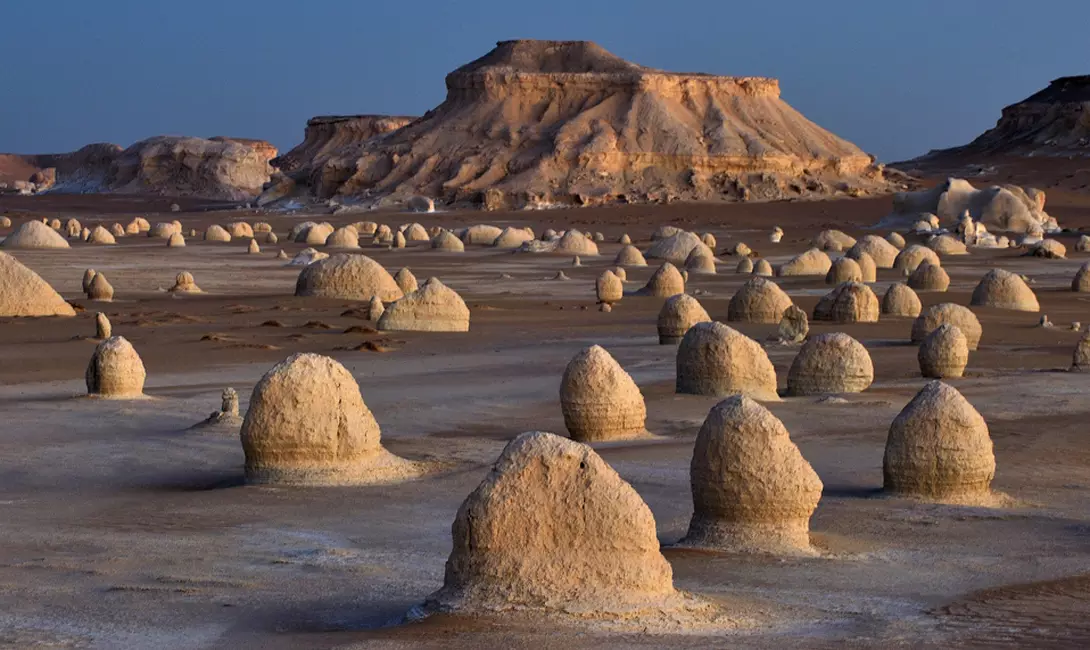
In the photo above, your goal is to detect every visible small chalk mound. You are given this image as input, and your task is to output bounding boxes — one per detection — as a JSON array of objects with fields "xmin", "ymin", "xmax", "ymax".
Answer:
[
  {"xmin": 88, "ymin": 226, "xmax": 115, "ymax": 245},
  {"xmin": 812, "ymin": 282, "xmax": 879, "ymax": 323},
  {"xmin": 883, "ymin": 381, "xmax": 996, "ymax": 504},
  {"xmin": 676, "ymin": 322, "xmax": 779, "ymax": 401},
  {"xmin": 681, "ymin": 395, "xmax": 822, "ymax": 555},
  {"xmin": 777, "ymin": 248, "xmax": 831, "ymax": 277},
  {"xmin": 753, "ymin": 259, "xmax": 773, "ymax": 276},
  {"xmin": 191, "ymin": 387, "xmax": 243, "ymax": 431},
  {"xmin": 87, "ymin": 272, "xmax": 114, "ymax": 301},
  {"xmin": 492, "ymin": 226, "xmax": 535, "ymax": 249},
  {"xmin": 596, "ymin": 270, "xmax": 623, "ymax": 304},
  {"xmin": 912, "ymin": 303, "xmax": 982, "ymax": 350},
  {"xmin": 811, "ymin": 229, "xmax": 856, "ymax": 252},
  {"xmin": 560, "ymin": 345, "xmax": 647, "ymax": 442},
  {"xmin": 377, "ymin": 277, "xmax": 469, "ymax": 332},
  {"xmin": 919, "ymin": 324, "xmax": 968, "ymax": 379},
  {"xmin": 657, "ymin": 294, "xmax": 710, "ymax": 344},
  {"xmin": 847, "ymin": 235, "xmax": 899, "ymax": 268},
  {"xmin": 1073, "ymin": 332, "xmax": 1090, "ymax": 371},
  {"xmin": 86, "ymin": 336, "xmax": 146, "ymax": 398},
  {"xmin": 241, "ymin": 353, "xmax": 420, "ymax": 485},
  {"xmin": 777, "ymin": 304, "xmax": 808, "ymax": 344},
  {"xmin": 1072, "ymin": 262, "xmax": 1090, "ymax": 292},
  {"xmin": 169, "ymin": 271, "xmax": 201, "ymax": 293},
  {"xmin": 894, "ymin": 245, "xmax": 941, "ymax": 273},
  {"xmin": 95, "ymin": 312, "xmax": 111, "ymax": 339},
  {"xmin": 736, "ymin": 258, "xmax": 754, "ymax": 273},
  {"xmin": 326, "ymin": 226, "xmax": 359, "ymax": 249},
  {"xmin": 204, "ymin": 225, "xmax": 232, "ymax": 242},
  {"xmin": 907, "ymin": 261, "xmax": 950, "ymax": 292},
  {"xmin": 295, "ymin": 254, "xmax": 403, "ymax": 301},
  {"xmin": 728, "ymin": 276, "xmax": 793, "ymax": 324},
  {"xmin": 1, "ymin": 220, "xmax": 70, "ymax": 249},
  {"xmin": 461, "ymin": 224, "xmax": 503, "ymax": 246},
  {"xmin": 614, "ymin": 245, "xmax": 648, "ymax": 267},
  {"xmin": 432, "ymin": 230, "xmax": 465, "ymax": 252},
  {"xmin": 645, "ymin": 231, "xmax": 712, "ymax": 265},
  {"xmin": 684, "ymin": 248, "xmax": 717, "ymax": 274},
  {"xmin": 637, "ymin": 262, "xmax": 685, "ymax": 297},
  {"xmin": 825, "ymin": 257, "xmax": 862, "ymax": 284},
  {"xmin": 166, "ymin": 232, "xmax": 186, "ymax": 248},
  {"xmin": 1026, "ymin": 239, "xmax": 1066, "ymax": 259},
  {"xmin": 787, "ymin": 333, "xmax": 872, "ymax": 396},
  {"xmin": 394, "ymin": 267, "xmax": 419, "ymax": 294},
  {"xmin": 970, "ymin": 268, "xmax": 1039, "ymax": 312},
  {"xmin": 882, "ymin": 282, "xmax": 922, "ymax": 317},
  {"xmin": 886, "ymin": 232, "xmax": 906, "ymax": 249}
]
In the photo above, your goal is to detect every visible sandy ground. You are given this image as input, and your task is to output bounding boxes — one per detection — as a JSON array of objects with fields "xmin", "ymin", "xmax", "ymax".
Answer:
[{"xmin": 2, "ymin": 192, "xmax": 1090, "ymax": 649}]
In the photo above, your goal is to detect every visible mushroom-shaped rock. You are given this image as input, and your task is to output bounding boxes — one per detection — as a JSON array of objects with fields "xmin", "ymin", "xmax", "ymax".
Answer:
[
  {"xmin": 1073, "ymin": 262, "xmax": 1090, "ymax": 292},
  {"xmin": 204, "ymin": 224, "xmax": 232, "ymax": 242},
  {"xmin": 614, "ymin": 245, "xmax": 648, "ymax": 267},
  {"xmin": 883, "ymin": 381, "xmax": 995, "ymax": 503},
  {"xmin": 684, "ymin": 248, "xmax": 716, "ymax": 274},
  {"xmin": 676, "ymin": 322, "xmax": 779, "ymax": 401},
  {"xmin": 825, "ymin": 257, "xmax": 862, "ymax": 284},
  {"xmin": 87, "ymin": 272, "xmax": 114, "ymax": 301},
  {"xmin": 847, "ymin": 235, "xmax": 899, "ymax": 268},
  {"xmin": 426, "ymin": 431, "xmax": 685, "ymax": 617},
  {"xmin": 86, "ymin": 336, "xmax": 145, "ymax": 398},
  {"xmin": 682, "ymin": 396, "xmax": 822, "ymax": 555},
  {"xmin": 295, "ymin": 254, "xmax": 403, "ymax": 301},
  {"xmin": 777, "ymin": 305, "xmax": 809, "ymax": 343},
  {"xmin": 596, "ymin": 270, "xmax": 623, "ymax": 304},
  {"xmin": 970, "ymin": 268, "xmax": 1039, "ymax": 312},
  {"xmin": 326, "ymin": 226, "xmax": 360, "ymax": 249},
  {"xmin": 657, "ymin": 294, "xmax": 710, "ymax": 344},
  {"xmin": 886, "ymin": 232, "xmax": 907, "ymax": 249},
  {"xmin": 811, "ymin": 229, "xmax": 856, "ymax": 252},
  {"xmin": 736, "ymin": 258, "xmax": 754, "ymax": 274},
  {"xmin": 645, "ymin": 231, "xmax": 712, "ymax": 265},
  {"xmin": 394, "ymin": 267, "xmax": 418, "ymax": 294},
  {"xmin": 377, "ymin": 278, "xmax": 469, "ymax": 332},
  {"xmin": 894, "ymin": 245, "xmax": 941, "ymax": 273},
  {"xmin": 432, "ymin": 230, "xmax": 466, "ymax": 252},
  {"xmin": 928, "ymin": 235, "xmax": 969, "ymax": 256},
  {"xmin": 728, "ymin": 277, "xmax": 793, "ymax": 324},
  {"xmin": 778, "ymin": 248, "xmax": 832, "ymax": 277},
  {"xmin": 907, "ymin": 262, "xmax": 950, "ymax": 292},
  {"xmin": 1, "ymin": 220, "xmax": 70, "ymax": 249},
  {"xmin": 882, "ymin": 283, "xmax": 922, "ymax": 317},
  {"xmin": 911, "ymin": 303, "xmax": 982, "ymax": 350},
  {"xmin": 1027, "ymin": 239, "xmax": 1066, "ymax": 259},
  {"xmin": 560, "ymin": 346, "xmax": 646, "ymax": 442},
  {"xmin": 169, "ymin": 271, "xmax": 201, "ymax": 293},
  {"xmin": 88, "ymin": 226, "xmax": 116, "ymax": 245},
  {"xmin": 0, "ymin": 252, "xmax": 76, "ymax": 317},
  {"xmin": 812, "ymin": 282, "xmax": 879, "ymax": 323},
  {"xmin": 753, "ymin": 259, "xmax": 773, "ymax": 276},
  {"xmin": 786, "ymin": 333, "xmax": 873, "ymax": 395},
  {"xmin": 240, "ymin": 353, "xmax": 416, "ymax": 485},
  {"xmin": 461, "ymin": 224, "xmax": 503, "ymax": 246},
  {"xmin": 552, "ymin": 230, "xmax": 599, "ymax": 256},
  {"xmin": 166, "ymin": 232, "xmax": 185, "ymax": 248},
  {"xmin": 637, "ymin": 262, "xmax": 685, "ymax": 297},
  {"xmin": 919, "ymin": 324, "xmax": 968, "ymax": 379},
  {"xmin": 492, "ymin": 226, "xmax": 535, "ymax": 249}
]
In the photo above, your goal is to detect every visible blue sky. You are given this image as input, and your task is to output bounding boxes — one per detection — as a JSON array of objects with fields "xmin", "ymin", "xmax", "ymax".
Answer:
[{"xmin": 2, "ymin": 0, "xmax": 1087, "ymax": 162}]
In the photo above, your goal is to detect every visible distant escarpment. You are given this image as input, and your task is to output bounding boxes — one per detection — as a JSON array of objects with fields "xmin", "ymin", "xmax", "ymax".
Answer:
[{"xmin": 269, "ymin": 40, "xmax": 897, "ymax": 210}]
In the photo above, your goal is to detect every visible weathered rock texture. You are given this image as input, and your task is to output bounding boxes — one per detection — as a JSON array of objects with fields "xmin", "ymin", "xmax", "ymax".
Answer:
[
  {"xmin": 786, "ymin": 333, "xmax": 873, "ymax": 395},
  {"xmin": 657, "ymin": 294, "xmax": 710, "ymax": 344},
  {"xmin": 970, "ymin": 268, "xmax": 1040, "ymax": 312},
  {"xmin": 240, "ymin": 353, "xmax": 418, "ymax": 485},
  {"xmin": 1, "ymin": 220, "xmax": 70, "ymax": 249},
  {"xmin": 283, "ymin": 40, "xmax": 891, "ymax": 208},
  {"xmin": 919, "ymin": 324, "xmax": 969, "ymax": 379},
  {"xmin": 0, "ymin": 252, "xmax": 76, "ymax": 317},
  {"xmin": 270, "ymin": 115, "xmax": 416, "ymax": 177},
  {"xmin": 812, "ymin": 282, "xmax": 879, "ymax": 323},
  {"xmin": 676, "ymin": 322, "xmax": 779, "ymax": 401},
  {"xmin": 883, "ymin": 381, "xmax": 996, "ymax": 504},
  {"xmin": 560, "ymin": 345, "xmax": 646, "ymax": 442},
  {"xmin": 427, "ymin": 431, "xmax": 693, "ymax": 619},
  {"xmin": 727, "ymin": 276, "xmax": 793, "ymax": 324},
  {"xmin": 295, "ymin": 254, "xmax": 403, "ymax": 301},
  {"xmin": 86, "ymin": 336, "xmax": 146, "ymax": 398},
  {"xmin": 377, "ymin": 278, "xmax": 470, "ymax": 332},
  {"xmin": 912, "ymin": 303, "xmax": 983, "ymax": 350},
  {"xmin": 682, "ymin": 396, "xmax": 822, "ymax": 555},
  {"xmin": 880, "ymin": 178, "xmax": 1054, "ymax": 234},
  {"xmin": 637, "ymin": 262, "xmax": 685, "ymax": 297},
  {"xmin": 882, "ymin": 283, "xmax": 922, "ymax": 317}
]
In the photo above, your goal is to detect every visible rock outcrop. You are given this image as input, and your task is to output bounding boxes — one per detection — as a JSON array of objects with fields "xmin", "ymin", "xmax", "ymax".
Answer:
[
  {"xmin": 270, "ymin": 115, "xmax": 416, "ymax": 178},
  {"xmin": 281, "ymin": 40, "xmax": 891, "ymax": 208},
  {"xmin": 0, "ymin": 252, "xmax": 76, "ymax": 317},
  {"xmin": 676, "ymin": 322, "xmax": 779, "ymax": 401},
  {"xmin": 559, "ymin": 345, "xmax": 646, "ymax": 442}
]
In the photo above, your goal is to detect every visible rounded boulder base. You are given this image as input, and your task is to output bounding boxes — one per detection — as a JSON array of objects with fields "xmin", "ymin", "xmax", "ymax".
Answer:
[
  {"xmin": 1, "ymin": 220, "xmax": 71, "ymax": 250},
  {"xmin": 786, "ymin": 333, "xmax": 873, "ymax": 396},
  {"xmin": 727, "ymin": 276, "xmax": 793, "ymax": 324},
  {"xmin": 777, "ymin": 248, "xmax": 832, "ymax": 276},
  {"xmin": 811, "ymin": 229, "xmax": 856, "ymax": 252},
  {"xmin": 919, "ymin": 324, "xmax": 968, "ymax": 378},
  {"xmin": 170, "ymin": 272, "xmax": 201, "ymax": 293},
  {"xmin": 240, "ymin": 353, "xmax": 421, "ymax": 486},
  {"xmin": 637, "ymin": 262, "xmax": 685, "ymax": 297},
  {"xmin": 425, "ymin": 431, "xmax": 710, "ymax": 623},
  {"xmin": 894, "ymin": 245, "xmax": 941, "ymax": 274},
  {"xmin": 645, "ymin": 231, "xmax": 712, "ymax": 266},
  {"xmin": 753, "ymin": 259, "xmax": 773, "ymax": 276},
  {"xmin": 394, "ymin": 267, "xmax": 418, "ymax": 294},
  {"xmin": 1073, "ymin": 332, "xmax": 1090, "ymax": 371},
  {"xmin": 853, "ymin": 251, "xmax": 878, "ymax": 282},
  {"xmin": 326, "ymin": 226, "xmax": 360, "ymax": 249},
  {"xmin": 928, "ymin": 234, "xmax": 969, "ymax": 256},
  {"xmin": 377, "ymin": 277, "xmax": 470, "ymax": 332},
  {"xmin": 735, "ymin": 258, "xmax": 754, "ymax": 274},
  {"xmin": 657, "ymin": 294, "xmax": 710, "ymax": 344},
  {"xmin": 907, "ymin": 262, "xmax": 950, "ymax": 292},
  {"xmin": 0, "ymin": 252, "xmax": 76, "ymax": 317},
  {"xmin": 1072, "ymin": 262, "xmax": 1090, "ymax": 292},
  {"xmin": 970, "ymin": 268, "xmax": 1040, "ymax": 312},
  {"xmin": 86, "ymin": 336, "xmax": 146, "ymax": 398},
  {"xmin": 204, "ymin": 225, "xmax": 232, "ymax": 242},
  {"xmin": 614, "ymin": 244, "xmax": 648, "ymax": 267},
  {"xmin": 679, "ymin": 396, "xmax": 822, "ymax": 556},
  {"xmin": 777, "ymin": 305, "xmax": 809, "ymax": 343},
  {"xmin": 295, "ymin": 254, "xmax": 403, "ymax": 301},
  {"xmin": 493, "ymin": 226, "xmax": 535, "ymax": 249},
  {"xmin": 676, "ymin": 322, "xmax": 779, "ymax": 401},
  {"xmin": 431, "ymin": 230, "xmax": 466, "ymax": 252},
  {"xmin": 886, "ymin": 232, "xmax": 906, "ymax": 249},
  {"xmin": 812, "ymin": 282, "xmax": 879, "ymax": 323},
  {"xmin": 560, "ymin": 345, "xmax": 647, "ymax": 442},
  {"xmin": 848, "ymin": 235, "xmax": 899, "ymax": 268},
  {"xmin": 825, "ymin": 257, "xmax": 862, "ymax": 284},
  {"xmin": 596, "ymin": 270, "xmax": 623, "ymax": 304},
  {"xmin": 883, "ymin": 381, "xmax": 997, "ymax": 505},
  {"xmin": 553, "ymin": 230, "xmax": 599, "ymax": 256},
  {"xmin": 882, "ymin": 282, "xmax": 922, "ymax": 317},
  {"xmin": 461, "ymin": 224, "xmax": 503, "ymax": 246},
  {"xmin": 912, "ymin": 303, "xmax": 982, "ymax": 350}
]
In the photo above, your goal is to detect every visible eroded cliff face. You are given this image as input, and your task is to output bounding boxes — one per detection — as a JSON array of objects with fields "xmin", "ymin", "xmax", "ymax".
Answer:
[
  {"xmin": 284, "ymin": 40, "xmax": 894, "ymax": 209},
  {"xmin": 273, "ymin": 115, "xmax": 415, "ymax": 174}
]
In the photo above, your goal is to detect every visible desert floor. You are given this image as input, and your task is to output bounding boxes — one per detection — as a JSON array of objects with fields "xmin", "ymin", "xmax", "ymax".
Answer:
[{"xmin": 1, "ymin": 190, "xmax": 1090, "ymax": 649}]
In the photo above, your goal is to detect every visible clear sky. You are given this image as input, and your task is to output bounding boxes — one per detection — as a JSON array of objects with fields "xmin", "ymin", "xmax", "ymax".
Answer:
[{"xmin": 2, "ymin": 0, "xmax": 1088, "ymax": 162}]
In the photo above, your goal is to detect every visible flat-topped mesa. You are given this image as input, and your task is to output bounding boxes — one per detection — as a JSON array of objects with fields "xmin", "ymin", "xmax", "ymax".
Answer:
[
  {"xmin": 293, "ymin": 39, "xmax": 892, "ymax": 207},
  {"xmin": 271, "ymin": 114, "xmax": 416, "ymax": 173}
]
